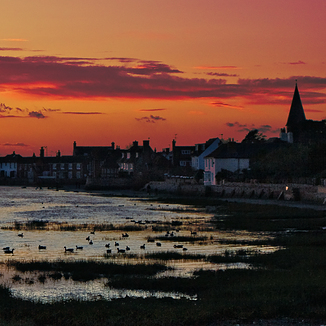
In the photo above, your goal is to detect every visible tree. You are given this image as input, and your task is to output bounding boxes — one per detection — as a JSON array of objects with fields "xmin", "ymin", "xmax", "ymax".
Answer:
[{"xmin": 242, "ymin": 129, "xmax": 266, "ymax": 143}]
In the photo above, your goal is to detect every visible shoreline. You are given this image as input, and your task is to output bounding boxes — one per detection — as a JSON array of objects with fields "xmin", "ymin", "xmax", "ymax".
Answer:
[{"xmin": 60, "ymin": 184, "xmax": 326, "ymax": 212}]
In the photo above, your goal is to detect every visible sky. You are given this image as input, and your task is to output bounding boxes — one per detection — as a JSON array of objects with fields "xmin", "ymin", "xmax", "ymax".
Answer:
[{"xmin": 0, "ymin": 0, "xmax": 325, "ymax": 156}]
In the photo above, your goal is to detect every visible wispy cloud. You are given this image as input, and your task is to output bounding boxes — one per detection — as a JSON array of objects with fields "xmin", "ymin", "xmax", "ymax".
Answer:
[
  {"xmin": 288, "ymin": 60, "xmax": 306, "ymax": 65},
  {"xmin": 136, "ymin": 115, "xmax": 166, "ymax": 123},
  {"xmin": 194, "ymin": 66, "xmax": 240, "ymax": 70},
  {"xmin": 3, "ymin": 142, "xmax": 28, "ymax": 147},
  {"xmin": 139, "ymin": 108, "xmax": 166, "ymax": 112},
  {"xmin": 0, "ymin": 102, "xmax": 58, "ymax": 118},
  {"xmin": 28, "ymin": 111, "xmax": 45, "ymax": 119},
  {"xmin": 0, "ymin": 47, "xmax": 24, "ymax": 51},
  {"xmin": 62, "ymin": 111, "xmax": 104, "ymax": 115},
  {"xmin": 226, "ymin": 122, "xmax": 279, "ymax": 134},
  {"xmin": 226, "ymin": 121, "xmax": 250, "ymax": 129},
  {"xmin": 305, "ymin": 109, "xmax": 323, "ymax": 113},
  {"xmin": 206, "ymin": 72, "xmax": 238, "ymax": 77},
  {"xmin": 211, "ymin": 101, "xmax": 244, "ymax": 110}
]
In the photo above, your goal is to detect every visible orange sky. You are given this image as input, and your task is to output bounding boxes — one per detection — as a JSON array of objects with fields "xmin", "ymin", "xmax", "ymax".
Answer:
[{"xmin": 0, "ymin": 0, "xmax": 325, "ymax": 156}]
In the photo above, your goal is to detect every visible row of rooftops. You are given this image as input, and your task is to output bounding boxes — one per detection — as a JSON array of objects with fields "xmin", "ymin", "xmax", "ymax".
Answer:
[{"xmin": 0, "ymin": 83, "xmax": 321, "ymax": 167}]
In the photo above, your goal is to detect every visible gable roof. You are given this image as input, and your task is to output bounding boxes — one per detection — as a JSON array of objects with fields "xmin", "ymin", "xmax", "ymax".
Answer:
[{"xmin": 205, "ymin": 142, "xmax": 284, "ymax": 159}]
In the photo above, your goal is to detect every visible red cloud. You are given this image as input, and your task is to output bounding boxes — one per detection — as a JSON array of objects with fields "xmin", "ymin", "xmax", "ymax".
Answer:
[{"xmin": 0, "ymin": 56, "xmax": 325, "ymax": 105}]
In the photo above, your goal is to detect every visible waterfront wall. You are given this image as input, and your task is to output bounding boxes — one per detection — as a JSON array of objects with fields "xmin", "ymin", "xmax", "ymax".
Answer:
[{"xmin": 147, "ymin": 180, "xmax": 326, "ymax": 204}]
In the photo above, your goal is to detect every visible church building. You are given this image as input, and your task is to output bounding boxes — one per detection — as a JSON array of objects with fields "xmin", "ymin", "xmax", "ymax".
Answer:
[{"xmin": 280, "ymin": 83, "xmax": 326, "ymax": 143}]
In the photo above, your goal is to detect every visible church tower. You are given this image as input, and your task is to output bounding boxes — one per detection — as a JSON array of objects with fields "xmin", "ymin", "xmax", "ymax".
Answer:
[{"xmin": 285, "ymin": 82, "xmax": 306, "ymax": 142}]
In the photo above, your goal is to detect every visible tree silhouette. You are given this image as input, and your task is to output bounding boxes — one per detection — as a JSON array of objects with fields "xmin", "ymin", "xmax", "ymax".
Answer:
[{"xmin": 242, "ymin": 129, "xmax": 266, "ymax": 143}]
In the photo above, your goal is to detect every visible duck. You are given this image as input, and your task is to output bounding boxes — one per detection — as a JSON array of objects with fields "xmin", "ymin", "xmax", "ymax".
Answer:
[
  {"xmin": 173, "ymin": 244, "xmax": 183, "ymax": 249},
  {"xmin": 2, "ymin": 247, "xmax": 10, "ymax": 251},
  {"xmin": 140, "ymin": 244, "xmax": 146, "ymax": 249},
  {"xmin": 156, "ymin": 242, "xmax": 162, "ymax": 247},
  {"xmin": 4, "ymin": 248, "xmax": 14, "ymax": 254},
  {"xmin": 126, "ymin": 246, "xmax": 130, "ymax": 251},
  {"xmin": 122, "ymin": 233, "xmax": 129, "ymax": 238},
  {"xmin": 38, "ymin": 245, "xmax": 46, "ymax": 250},
  {"xmin": 86, "ymin": 236, "xmax": 90, "ymax": 241},
  {"xmin": 106, "ymin": 249, "xmax": 112, "ymax": 254},
  {"xmin": 117, "ymin": 248, "xmax": 126, "ymax": 253},
  {"xmin": 64, "ymin": 246, "xmax": 74, "ymax": 253},
  {"xmin": 18, "ymin": 233, "xmax": 24, "ymax": 238},
  {"xmin": 88, "ymin": 240, "xmax": 93, "ymax": 245},
  {"xmin": 76, "ymin": 245, "xmax": 83, "ymax": 250},
  {"xmin": 114, "ymin": 242, "xmax": 119, "ymax": 246},
  {"xmin": 105, "ymin": 243, "xmax": 110, "ymax": 248}
]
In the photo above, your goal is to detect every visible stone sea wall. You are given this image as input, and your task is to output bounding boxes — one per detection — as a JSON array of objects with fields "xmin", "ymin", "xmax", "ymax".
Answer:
[{"xmin": 147, "ymin": 180, "xmax": 326, "ymax": 204}]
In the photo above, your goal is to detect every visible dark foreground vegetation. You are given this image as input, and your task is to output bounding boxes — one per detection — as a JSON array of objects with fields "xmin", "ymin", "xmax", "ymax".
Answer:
[{"xmin": 2, "ymin": 199, "xmax": 326, "ymax": 325}]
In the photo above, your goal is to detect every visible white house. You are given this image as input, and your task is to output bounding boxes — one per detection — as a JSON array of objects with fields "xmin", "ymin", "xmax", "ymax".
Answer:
[
  {"xmin": 204, "ymin": 142, "xmax": 250, "ymax": 186},
  {"xmin": 192, "ymin": 138, "xmax": 221, "ymax": 171},
  {"xmin": 0, "ymin": 152, "xmax": 21, "ymax": 178}
]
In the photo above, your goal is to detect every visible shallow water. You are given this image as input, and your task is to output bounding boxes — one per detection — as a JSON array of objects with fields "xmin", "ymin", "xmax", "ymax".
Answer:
[{"xmin": 0, "ymin": 186, "xmax": 275, "ymax": 302}]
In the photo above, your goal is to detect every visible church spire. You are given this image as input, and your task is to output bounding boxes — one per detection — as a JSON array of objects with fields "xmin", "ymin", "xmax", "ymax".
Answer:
[{"xmin": 286, "ymin": 82, "xmax": 306, "ymax": 132}]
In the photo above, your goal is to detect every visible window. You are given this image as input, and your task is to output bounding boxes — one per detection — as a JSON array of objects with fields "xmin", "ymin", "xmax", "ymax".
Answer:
[{"xmin": 181, "ymin": 150, "xmax": 191, "ymax": 155}]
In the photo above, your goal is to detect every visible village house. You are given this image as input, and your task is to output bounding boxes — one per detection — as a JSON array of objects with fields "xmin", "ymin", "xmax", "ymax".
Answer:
[
  {"xmin": 119, "ymin": 140, "xmax": 154, "ymax": 176},
  {"xmin": 171, "ymin": 139, "xmax": 195, "ymax": 168},
  {"xmin": 191, "ymin": 137, "xmax": 221, "ymax": 171},
  {"xmin": 204, "ymin": 142, "xmax": 252, "ymax": 186},
  {"xmin": 0, "ymin": 151, "xmax": 22, "ymax": 178}
]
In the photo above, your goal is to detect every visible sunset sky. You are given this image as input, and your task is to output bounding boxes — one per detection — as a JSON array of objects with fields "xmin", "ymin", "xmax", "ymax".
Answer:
[{"xmin": 1, "ymin": 0, "xmax": 325, "ymax": 156}]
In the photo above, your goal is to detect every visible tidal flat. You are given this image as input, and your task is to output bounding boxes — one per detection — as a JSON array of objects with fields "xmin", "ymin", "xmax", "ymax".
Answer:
[{"xmin": 1, "ymin": 186, "xmax": 326, "ymax": 325}]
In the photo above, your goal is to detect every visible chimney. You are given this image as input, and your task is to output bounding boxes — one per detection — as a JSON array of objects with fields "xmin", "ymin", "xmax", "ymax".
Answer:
[
  {"xmin": 172, "ymin": 139, "xmax": 176, "ymax": 150},
  {"xmin": 111, "ymin": 142, "xmax": 115, "ymax": 150},
  {"xmin": 56, "ymin": 150, "xmax": 61, "ymax": 157},
  {"xmin": 143, "ymin": 140, "xmax": 149, "ymax": 149},
  {"xmin": 40, "ymin": 147, "xmax": 44, "ymax": 158},
  {"xmin": 133, "ymin": 141, "xmax": 138, "ymax": 147}
]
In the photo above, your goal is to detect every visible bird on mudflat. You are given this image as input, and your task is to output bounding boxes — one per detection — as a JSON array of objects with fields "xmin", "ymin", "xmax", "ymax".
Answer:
[{"xmin": 64, "ymin": 246, "xmax": 74, "ymax": 253}]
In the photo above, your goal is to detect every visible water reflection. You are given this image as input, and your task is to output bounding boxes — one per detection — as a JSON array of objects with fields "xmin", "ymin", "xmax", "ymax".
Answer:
[{"xmin": 0, "ymin": 186, "xmax": 277, "ymax": 303}]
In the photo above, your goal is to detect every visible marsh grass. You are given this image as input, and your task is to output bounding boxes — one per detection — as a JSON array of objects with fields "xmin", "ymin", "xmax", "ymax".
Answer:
[
  {"xmin": 212, "ymin": 202, "xmax": 326, "ymax": 232},
  {"xmin": 7, "ymin": 259, "xmax": 169, "ymax": 281},
  {"xmin": 154, "ymin": 235, "xmax": 208, "ymax": 242},
  {"xmin": 1, "ymin": 221, "xmax": 145, "ymax": 232},
  {"xmin": 145, "ymin": 251, "xmax": 206, "ymax": 261}
]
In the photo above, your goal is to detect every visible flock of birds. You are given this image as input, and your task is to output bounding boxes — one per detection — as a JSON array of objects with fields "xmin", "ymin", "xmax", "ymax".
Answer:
[{"xmin": 2, "ymin": 229, "xmax": 192, "ymax": 256}]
